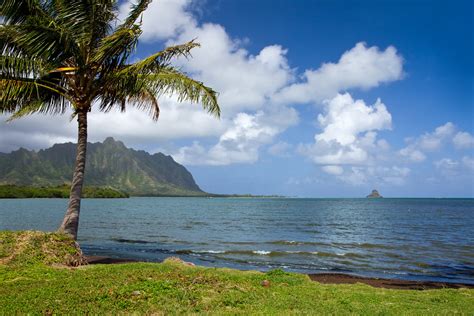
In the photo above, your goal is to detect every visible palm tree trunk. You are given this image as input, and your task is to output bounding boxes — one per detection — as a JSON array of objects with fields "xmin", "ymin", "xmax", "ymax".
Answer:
[{"xmin": 59, "ymin": 109, "xmax": 88, "ymax": 240}]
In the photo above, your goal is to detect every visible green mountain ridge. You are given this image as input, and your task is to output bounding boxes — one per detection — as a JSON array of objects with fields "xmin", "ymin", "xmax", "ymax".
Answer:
[{"xmin": 0, "ymin": 137, "xmax": 205, "ymax": 196}]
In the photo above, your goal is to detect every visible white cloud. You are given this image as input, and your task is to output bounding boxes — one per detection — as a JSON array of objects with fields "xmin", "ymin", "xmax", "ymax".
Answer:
[
  {"xmin": 299, "ymin": 93, "xmax": 392, "ymax": 166},
  {"xmin": 120, "ymin": 0, "xmax": 294, "ymax": 116},
  {"xmin": 434, "ymin": 158, "xmax": 460, "ymax": 177},
  {"xmin": 275, "ymin": 42, "xmax": 404, "ymax": 104},
  {"xmin": 174, "ymin": 107, "xmax": 298, "ymax": 165},
  {"xmin": 419, "ymin": 122, "xmax": 455, "ymax": 151},
  {"xmin": 0, "ymin": 114, "xmax": 76, "ymax": 152},
  {"xmin": 119, "ymin": 0, "xmax": 195, "ymax": 41},
  {"xmin": 399, "ymin": 122, "xmax": 472, "ymax": 163},
  {"xmin": 296, "ymin": 93, "xmax": 419, "ymax": 187},
  {"xmin": 337, "ymin": 165, "xmax": 410, "ymax": 186},
  {"xmin": 316, "ymin": 94, "xmax": 391, "ymax": 146},
  {"xmin": 321, "ymin": 165, "xmax": 344, "ymax": 175},
  {"xmin": 2, "ymin": 1, "xmax": 407, "ymax": 171},
  {"xmin": 0, "ymin": 98, "xmax": 226, "ymax": 153},
  {"xmin": 453, "ymin": 132, "xmax": 474, "ymax": 149},
  {"xmin": 338, "ymin": 167, "xmax": 368, "ymax": 185},
  {"xmin": 399, "ymin": 122, "xmax": 452, "ymax": 162},
  {"xmin": 433, "ymin": 156, "xmax": 474, "ymax": 178},
  {"xmin": 381, "ymin": 166, "xmax": 411, "ymax": 185},
  {"xmin": 171, "ymin": 24, "xmax": 294, "ymax": 112},
  {"xmin": 87, "ymin": 98, "xmax": 226, "ymax": 141},
  {"xmin": 399, "ymin": 146, "xmax": 426, "ymax": 162}
]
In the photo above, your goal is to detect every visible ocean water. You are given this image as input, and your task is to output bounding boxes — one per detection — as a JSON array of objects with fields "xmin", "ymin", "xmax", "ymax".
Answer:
[{"xmin": 0, "ymin": 197, "xmax": 473, "ymax": 284}]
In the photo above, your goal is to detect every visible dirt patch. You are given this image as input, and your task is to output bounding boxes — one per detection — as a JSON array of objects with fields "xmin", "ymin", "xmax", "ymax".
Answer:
[{"xmin": 86, "ymin": 256, "xmax": 139, "ymax": 264}]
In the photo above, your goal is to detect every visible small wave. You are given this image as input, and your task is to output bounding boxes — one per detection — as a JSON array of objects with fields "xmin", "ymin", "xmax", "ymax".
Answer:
[
  {"xmin": 172, "ymin": 249, "xmax": 368, "ymax": 258},
  {"xmin": 268, "ymin": 240, "xmax": 301, "ymax": 245},
  {"xmin": 195, "ymin": 250, "xmax": 226, "ymax": 254},
  {"xmin": 253, "ymin": 250, "xmax": 271, "ymax": 255}
]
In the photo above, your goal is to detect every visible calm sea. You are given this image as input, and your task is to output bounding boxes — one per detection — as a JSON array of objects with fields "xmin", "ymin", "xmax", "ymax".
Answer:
[{"xmin": 1, "ymin": 197, "xmax": 473, "ymax": 284}]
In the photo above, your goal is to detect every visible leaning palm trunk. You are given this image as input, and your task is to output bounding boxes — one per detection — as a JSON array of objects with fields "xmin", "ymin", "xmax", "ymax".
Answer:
[{"xmin": 59, "ymin": 110, "xmax": 88, "ymax": 240}]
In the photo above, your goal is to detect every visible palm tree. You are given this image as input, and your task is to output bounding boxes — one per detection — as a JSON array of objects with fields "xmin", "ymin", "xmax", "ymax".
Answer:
[{"xmin": 0, "ymin": 0, "xmax": 220, "ymax": 240}]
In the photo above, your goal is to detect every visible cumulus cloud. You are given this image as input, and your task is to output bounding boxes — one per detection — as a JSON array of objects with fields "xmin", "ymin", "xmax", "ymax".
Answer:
[
  {"xmin": 174, "ymin": 107, "xmax": 298, "ymax": 165},
  {"xmin": 275, "ymin": 42, "xmax": 404, "ymax": 104},
  {"xmin": 296, "ymin": 93, "xmax": 418, "ymax": 186},
  {"xmin": 299, "ymin": 93, "xmax": 392, "ymax": 166},
  {"xmin": 1, "ymin": 0, "xmax": 406, "ymax": 171},
  {"xmin": 171, "ymin": 24, "xmax": 294, "ymax": 112},
  {"xmin": 338, "ymin": 166, "xmax": 410, "ymax": 186},
  {"xmin": 453, "ymin": 132, "xmax": 474, "ymax": 149},
  {"xmin": 321, "ymin": 165, "xmax": 344, "ymax": 175},
  {"xmin": 433, "ymin": 156, "xmax": 474, "ymax": 178},
  {"xmin": 0, "ymin": 97, "xmax": 227, "ymax": 153},
  {"xmin": 176, "ymin": 39, "xmax": 402, "ymax": 166},
  {"xmin": 399, "ymin": 146, "xmax": 426, "ymax": 162},
  {"xmin": 434, "ymin": 158, "xmax": 461, "ymax": 177},
  {"xmin": 118, "ymin": 0, "xmax": 195, "ymax": 41},
  {"xmin": 1, "ymin": 1, "xmax": 295, "ymax": 160},
  {"xmin": 0, "ymin": 114, "xmax": 76, "ymax": 152},
  {"xmin": 399, "ymin": 122, "xmax": 472, "ymax": 163}
]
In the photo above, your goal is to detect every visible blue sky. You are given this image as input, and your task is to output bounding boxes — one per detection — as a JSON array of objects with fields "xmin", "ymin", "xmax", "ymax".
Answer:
[{"xmin": 0, "ymin": 0, "xmax": 472, "ymax": 197}]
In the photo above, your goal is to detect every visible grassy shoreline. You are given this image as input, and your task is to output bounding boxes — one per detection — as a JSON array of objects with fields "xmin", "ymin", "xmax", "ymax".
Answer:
[
  {"xmin": 0, "ymin": 184, "xmax": 284, "ymax": 198},
  {"xmin": 1, "ymin": 231, "xmax": 473, "ymax": 314},
  {"xmin": 0, "ymin": 184, "xmax": 129, "ymax": 199}
]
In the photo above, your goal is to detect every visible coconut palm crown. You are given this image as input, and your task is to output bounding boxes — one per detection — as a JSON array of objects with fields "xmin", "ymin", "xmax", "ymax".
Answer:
[{"xmin": 0, "ymin": 0, "xmax": 220, "ymax": 240}]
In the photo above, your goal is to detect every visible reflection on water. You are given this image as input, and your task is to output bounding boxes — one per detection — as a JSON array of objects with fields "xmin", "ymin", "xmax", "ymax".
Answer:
[{"xmin": 0, "ymin": 197, "xmax": 473, "ymax": 284}]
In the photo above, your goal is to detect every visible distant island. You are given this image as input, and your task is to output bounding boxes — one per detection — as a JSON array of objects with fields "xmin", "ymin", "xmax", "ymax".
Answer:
[{"xmin": 367, "ymin": 189, "xmax": 383, "ymax": 198}]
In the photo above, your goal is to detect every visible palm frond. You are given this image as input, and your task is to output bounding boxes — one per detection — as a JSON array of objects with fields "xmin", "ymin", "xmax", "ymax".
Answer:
[
  {"xmin": 128, "ymin": 86, "xmax": 160, "ymax": 120},
  {"xmin": 121, "ymin": 40, "xmax": 200, "ymax": 75},
  {"xmin": 1, "ymin": 0, "xmax": 49, "ymax": 24},
  {"xmin": 146, "ymin": 68, "xmax": 220, "ymax": 118},
  {"xmin": 99, "ymin": 66, "xmax": 220, "ymax": 119},
  {"xmin": 0, "ymin": 77, "xmax": 70, "ymax": 117},
  {"xmin": 0, "ymin": 55, "xmax": 50, "ymax": 78},
  {"xmin": 0, "ymin": 21, "xmax": 81, "ymax": 64},
  {"xmin": 120, "ymin": 0, "xmax": 152, "ymax": 29},
  {"xmin": 1, "ymin": 1, "xmax": 220, "ymax": 125},
  {"xmin": 93, "ymin": 25, "xmax": 141, "ymax": 71}
]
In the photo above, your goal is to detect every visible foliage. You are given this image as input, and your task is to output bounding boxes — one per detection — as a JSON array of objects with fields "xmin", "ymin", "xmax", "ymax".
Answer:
[
  {"xmin": 0, "ymin": 138, "xmax": 205, "ymax": 196},
  {"xmin": 0, "ymin": 0, "xmax": 220, "ymax": 119},
  {"xmin": 0, "ymin": 231, "xmax": 473, "ymax": 314},
  {"xmin": 0, "ymin": 184, "xmax": 129, "ymax": 198}
]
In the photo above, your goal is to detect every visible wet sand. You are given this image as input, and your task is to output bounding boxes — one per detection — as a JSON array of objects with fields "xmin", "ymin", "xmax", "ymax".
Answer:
[
  {"xmin": 85, "ymin": 256, "xmax": 474, "ymax": 290},
  {"xmin": 86, "ymin": 256, "xmax": 140, "ymax": 264},
  {"xmin": 308, "ymin": 273, "xmax": 474, "ymax": 290}
]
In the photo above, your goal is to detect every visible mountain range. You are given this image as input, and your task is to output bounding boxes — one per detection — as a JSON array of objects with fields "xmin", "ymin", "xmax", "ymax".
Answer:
[{"xmin": 0, "ymin": 137, "xmax": 205, "ymax": 196}]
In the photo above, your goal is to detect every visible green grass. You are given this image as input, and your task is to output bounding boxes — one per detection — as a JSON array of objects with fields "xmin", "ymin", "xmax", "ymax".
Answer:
[
  {"xmin": 0, "ymin": 184, "xmax": 129, "ymax": 198},
  {"xmin": 1, "ymin": 231, "xmax": 473, "ymax": 315}
]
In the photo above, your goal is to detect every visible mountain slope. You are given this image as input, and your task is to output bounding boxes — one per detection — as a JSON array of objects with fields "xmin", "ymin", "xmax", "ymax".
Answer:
[{"xmin": 0, "ymin": 138, "xmax": 204, "ymax": 196}]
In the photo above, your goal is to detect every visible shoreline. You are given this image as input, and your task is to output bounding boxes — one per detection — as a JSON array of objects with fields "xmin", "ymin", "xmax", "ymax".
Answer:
[{"xmin": 85, "ymin": 256, "xmax": 474, "ymax": 290}]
